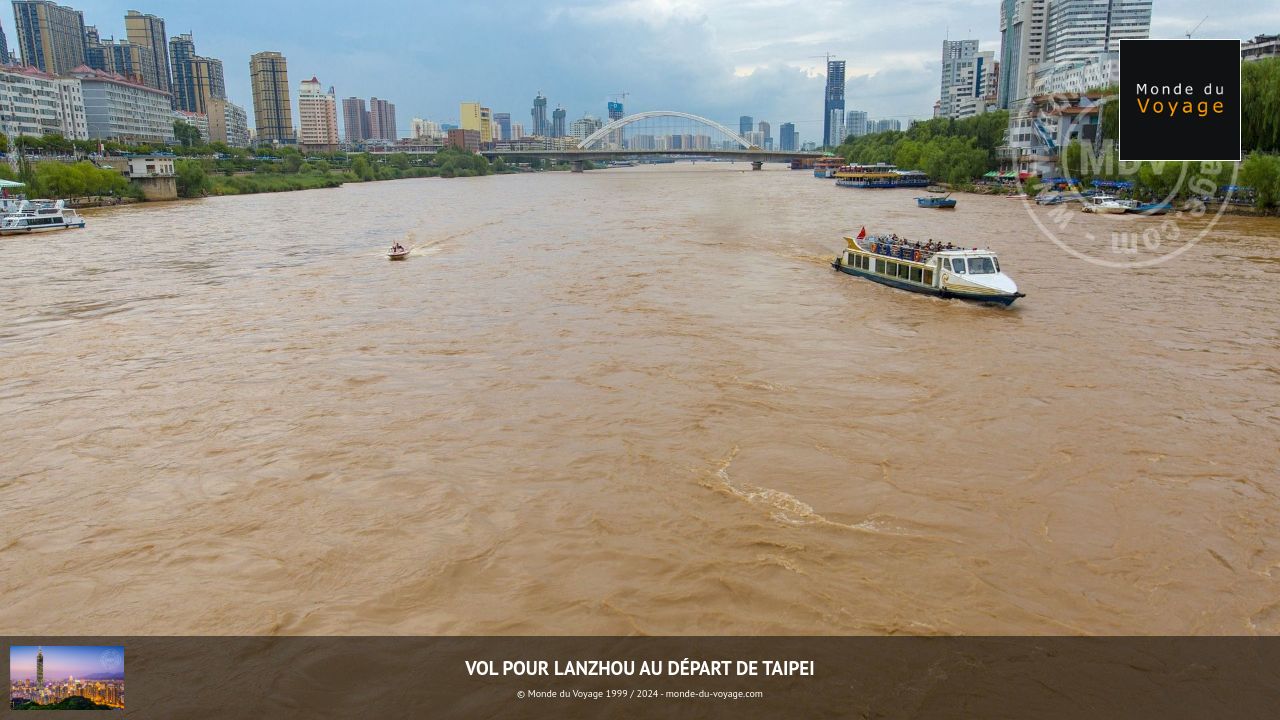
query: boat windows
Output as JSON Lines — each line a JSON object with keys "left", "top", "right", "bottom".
{"left": 876, "top": 259, "right": 887, "bottom": 274}
{"left": 910, "top": 267, "right": 923, "bottom": 283}
{"left": 896, "top": 264, "right": 909, "bottom": 279}
{"left": 923, "top": 269, "right": 934, "bottom": 285}
{"left": 968, "top": 257, "right": 996, "bottom": 274}
{"left": 950, "top": 258, "right": 966, "bottom": 274}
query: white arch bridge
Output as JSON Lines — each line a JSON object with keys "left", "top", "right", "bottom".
{"left": 477, "top": 110, "right": 822, "bottom": 170}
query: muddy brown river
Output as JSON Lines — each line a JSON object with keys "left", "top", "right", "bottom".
{"left": 1, "top": 164, "right": 1277, "bottom": 635}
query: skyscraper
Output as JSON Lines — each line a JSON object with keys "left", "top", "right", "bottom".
{"left": 531, "top": 92, "right": 548, "bottom": 137}
{"left": 757, "top": 120, "right": 771, "bottom": 150}
{"left": 105, "top": 38, "right": 160, "bottom": 90}
{"left": 249, "top": 51, "right": 294, "bottom": 144}
{"left": 341, "top": 97, "right": 369, "bottom": 142}
{"left": 844, "top": 110, "right": 868, "bottom": 139}
{"left": 779, "top": 122, "right": 797, "bottom": 152}
{"left": 169, "top": 33, "right": 195, "bottom": 110}
{"left": 551, "top": 106, "right": 566, "bottom": 137}
{"left": 0, "top": 18, "right": 8, "bottom": 64}
{"left": 298, "top": 76, "right": 338, "bottom": 152}
{"left": 369, "top": 97, "right": 396, "bottom": 141}
{"left": 738, "top": 115, "right": 753, "bottom": 137}
{"left": 1044, "top": 0, "right": 1151, "bottom": 65}
{"left": 13, "top": 0, "right": 86, "bottom": 75}
{"left": 823, "top": 58, "right": 845, "bottom": 147}
{"left": 939, "top": 39, "right": 995, "bottom": 119}
{"left": 36, "top": 647, "right": 43, "bottom": 686}
{"left": 124, "top": 10, "right": 169, "bottom": 95}
{"left": 459, "top": 101, "right": 482, "bottom": 135}
{"left": 997, "top": 0, "right": 1048, "bottom": 108}
{"left": 493, "top": 112, "right": 511, "bottom": 142}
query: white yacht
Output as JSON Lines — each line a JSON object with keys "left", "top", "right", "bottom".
{"left": 1081, "top": 195, "right": 1135, "bottom": 214}
{"left": 0, "top": 199, "right": 86, "bottom": 235}
{"left": 832, "top": 232, "right": 1024, "bottom": 306}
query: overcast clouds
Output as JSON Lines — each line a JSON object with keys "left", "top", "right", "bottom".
{"left": 28, "top": 0, "right": 1280, "bottom": 144}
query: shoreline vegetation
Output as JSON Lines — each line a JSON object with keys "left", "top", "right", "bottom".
{"left": 0, "top": 127, "right": 597, "bottom": 204}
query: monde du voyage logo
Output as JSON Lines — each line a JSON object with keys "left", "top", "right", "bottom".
{"left": 1120, "top": 39, "right": 1241, "bottom": 162}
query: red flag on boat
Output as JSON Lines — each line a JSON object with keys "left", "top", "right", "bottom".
{"left": 856, "top": 226, "right": 866, "bottom": 240}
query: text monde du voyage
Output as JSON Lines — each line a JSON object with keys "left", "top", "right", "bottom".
{"left": 465, "top": 659, "right": 815, "bottom": 677}
{"left": 1133, "top": 83, "right": 1229, "bottom": 118}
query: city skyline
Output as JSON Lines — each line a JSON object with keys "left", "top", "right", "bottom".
{"left": 9, "top": 646, "right": 124, "bottom": 682}
{"left": 0, "top": 0, "right": 1275, "bottom": 138}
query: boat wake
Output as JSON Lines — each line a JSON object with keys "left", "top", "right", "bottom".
{"left": 702, "top": 446, "right": 956, "bottom": 542}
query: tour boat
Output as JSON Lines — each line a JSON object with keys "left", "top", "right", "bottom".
{"left": 916, "top": 195, "right": 957, "bottom": 209}
{"left": 388, "top": 245, "right": 410, "bottom": 260}
{"left": 813, "top": 158, "right": 843, "bottom": 178}
{"left": 1035, "top": 194, "right": 1066, "bottom": 205}
{"left": 1081, "top": 195, "right": 1134, "bottom": 214}
{"left": 831, "top": 230, "right": 1024, "bottom": 306}
{"left": 834, "top": 163, "right": 901, "bottom": 188}
{"left": 0, "top": 200, "right": 86, "bottom": 235}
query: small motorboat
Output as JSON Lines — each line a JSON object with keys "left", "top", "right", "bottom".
{"left": 916, "top": 195, "right": 957, "bottom": 209}
{"left": 1127, "top": 202, "right": 1172, "bottom": 215}
{"left": 388, "top": 244, "right": 410, "bottom": 260}
{"left": 1081, "top": 195, "right": 1134, "bottom": 214}
{"left": 1035, "top": 194, "right": 1065, "bottom": 205}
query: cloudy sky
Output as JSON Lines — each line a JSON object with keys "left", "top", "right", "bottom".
{"left": 26, "top": 0, "right": 1280, "bottom": 143}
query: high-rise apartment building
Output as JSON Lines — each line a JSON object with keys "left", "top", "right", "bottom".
{"left": 939, "top": 39, "right": 997, "bottom": 119}
{"left": 823, "top": 58, "right": 845, "bottom": 147}
{"left": 530, "top": 92, "right": 547, "bottom": 136}
{"left": 773, "top": 121, "right": 793, "bottom": 151}
{"left": 551, "top": 106, "right": 565, "bottom": 137}
{"left": 368, "top": 97, "right": 395, "bottom": 141}
{"left": 459, "top": 101, "right": 481, "bottom": 135}
{"left": 493, "top": 112, "right": 510, "bottom": 142}
{"left": 297, "top": 76, "right": 338, "bottom": 152}
{"left": 480, "top": 106, "right": 492, "bottom": 144}
{"left": 738, "top": 115, "right": 752, "bottom": 137}
{"left": 207, "top": 97, "right": 250, "bottom": 147}
{"left": 169, "top": 34, "right": 223, "bottom": 114}
{"left": 1044, "top": 0, "right": 1151, "bottom": 66}
{"left": 0, "top": 18, "right": 9, "bottom": 64}
{"left": 106, "top": 39, "right": 160, "bottom": 90}
{"left": 756, "top": 120, "right": 771, "bottom": 150}
{"left": 124, "top": 10, "right": 169, "bottom": 95}
{"left": 997, "top": 0, "right": 1047, "bottom": 108}
{"left": 249, "top": 51, "right": 294, "bottom": 144}
{"left": 13, "top": 0, "right": 86, "bottom": 75}
{"left": 843, "top": 110, "right": 868, "bottom": 139}
{"left": 169, "top": 33, "right": 194, "bottom": 109}
{"left": 341, "top": 97, "right": 369, "bottom": 142}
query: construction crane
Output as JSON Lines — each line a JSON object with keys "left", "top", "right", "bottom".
{"left": 1186, "top": 15, "right": 1208, "bottom": 39}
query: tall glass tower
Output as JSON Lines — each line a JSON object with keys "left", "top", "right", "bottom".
{"left": 36, "top": 647, "right": 44, "bottom": 686}
{"left": 531, "top": 93, "right": 548, "bottom": 137}
{"left": 823, "top": 58, "right": 846, "bottom": 147}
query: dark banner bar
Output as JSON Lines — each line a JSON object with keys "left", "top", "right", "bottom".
{"left": 6, "top": 637, "right": 1280, "bottom": 718}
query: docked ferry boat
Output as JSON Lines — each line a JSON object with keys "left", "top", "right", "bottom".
{"left": 0, "top": 199, "right": 86, "bottom": 235}
{"left": 832, "top": 230, "right": 1024, "bottom": 306}
{"left": 813, "top": 157, "right": 843, "bottom": 178}
{"left": 834, "top": 163, "right": 898, "bottom": 188}
{"left": 833, "top": 163, "right": 929, "bottom": 189}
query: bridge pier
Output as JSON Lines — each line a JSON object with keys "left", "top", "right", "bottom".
{"left": 751, "top": 161, "right": 763, "bottom": 171}
{"left": 571, "top": 160, "right": 585, "bottom": 173}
